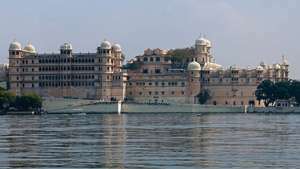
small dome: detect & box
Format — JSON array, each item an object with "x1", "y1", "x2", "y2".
[
  {"x1": 153, "y1": 48, "x2": 161, "y2": 55},
  {"x1": 204, "y1": 62, "x2": 222, "y2": 70},
  {"x1": 112, "y1": 43, "x2": 122, "y2": 52},
  {"x1": 9, "y1": 41, "x2": 22, "y2": 51},
  {"x1": 206, "y1": 39, "x2": 212, "y2": 47},
  {"x1": 195, "y1": 37, "x2": 207, "y2": 46},
  {"x1": 195, "y1": 37, "x2": 211, "y2": 47},
  {"x1": 161, "y1": 49, "x2": 168, "y2": 55},
  {"x1": 60, "y1": 43, "x2": 72, "y2": 50},
  {"x1": 256, "y1": 65, "x2": 264, "y2": 71},
  {"x1": 275, "y1": 64, "x2": 281, "y2": 69},
  {"x1": 144, "y1": 48, "x2": 153, "y2": 56},
  {"x1": 187, "y1": 61, "x2": 201, "y2": 71},
  {"x1": 101, "y1": 40, "x2": 112, "y2": 49},
  {"x1": 23, "y1": 43, "x2": 36, "y2": 53},
  {"x1": 230, "y1": 65, "x2": 240, "y2": 71}
]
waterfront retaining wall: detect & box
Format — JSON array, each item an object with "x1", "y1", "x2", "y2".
[{"x1": 122, "y1": 103, "x2": 244, "y2": 113}]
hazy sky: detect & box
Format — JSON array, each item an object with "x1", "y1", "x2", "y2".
[{"x1": 1, "y1": 0, "x2": 299, "y2": 79}]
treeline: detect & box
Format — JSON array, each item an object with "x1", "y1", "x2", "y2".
[
  {"x1": 166, "y1": 47, "x2": 195, "y2": 62},
  {"x1": 255, "y1": 80, "x2": 300, "y2": 107},
  {"x1": 0, "y1": 87, "x2": 42, "y2": 112}
]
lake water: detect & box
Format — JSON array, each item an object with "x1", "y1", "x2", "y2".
[{"x1": 0, "y1": 113, "x2": 300, "y2": 169}]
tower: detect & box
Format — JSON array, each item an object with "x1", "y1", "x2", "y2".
[
  {"x1": 195, "y1": 37, "x2": 212, "y2": 67},
  {"x1": 187, "y1": 60, "x2": 201, "y2": 103},
  {"x1": 8, "y1": 40, "x2": 23, "y2": 95},
  {"x1": 97, "y1": 40, "x2": 113, "y2": 100},
  {"x1": 60, "y1": 43, "x2": 72, "y2": 56},
  {"x1": 281, "y1": 55, "x2": 289, "y2": 80},
  {"x1": 112, "y1": 43, "x2": 123, "y2": 73}
]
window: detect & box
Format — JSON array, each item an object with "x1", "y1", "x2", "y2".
[
  {"x1": 149, "y1": 91, "x2": 152, "y2": 95},
  {"x1": 155, "y1": 69, "x2": 161, "y2": 74},
  {"x1": 143, "y1": 69, "x2": 148, "y2": 74},
  {"x1": 171, "y1": 91, "x2": 175, "y2": 95},
  {"x1": 143, "y1": 57, "x2": 148, "y2": 62},
  {"x1": 156, "y1": 57, "x2": 160, "y2": 62},
  {"x1": 161, "y1": 91, "x2": 165, "y2": 95},
  {"x1": 150, "y1": 57, "x2": 154, "y2": 62}
]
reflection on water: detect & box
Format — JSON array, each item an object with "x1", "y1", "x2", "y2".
[{"x1": 0, "y1": 113, "x2": 300, "y2": 168}]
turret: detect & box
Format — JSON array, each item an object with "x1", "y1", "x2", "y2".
[
  {"x1": 60, "y1": 43, "x2": 72, "y2": 55},
  {"x1": 112, "y1": 43, "x2": 123, "y2": 72},
  {"x1": 195, "y1": 37, "x2": 212, "y2": 66},
  {"x1": 187, "y1": 60, "x2": 201, "y2": 78},
  {"x1": 281, "y1": 55, "x2": 289, "y2": 80},
  {"x1": 23, "y1": 43, "x2": 37, "y2": 55},
  {"x1": 9, "y1": 40, "x2": 22, "y2": 58},
  {"x1": 97, "y1": 40, "x2": 112, "y2": 55},
  {"x1": 187, "y1": 60, "x2": 201, "y2": 103}
]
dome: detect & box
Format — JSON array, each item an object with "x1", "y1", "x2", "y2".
[
  {"x1": 144, "y1": 48, "x2": 153, "y2": 56},
  {"x1": 23, "y1": 43, "x2": 36, "y2": 53},
  {"x1": 275, "y1": 64, "x2": 281, "y2": 69},
  {"x1": 195, "y1": 37, "x2": 211, "y2": 47},
  {"x1": 195, "y1": 37, "x2": 207, "y2": 46},
  {"x1": 9, "y1": 41, "x2": 22, "y2": 51},
  {"x1": 203, "y1": 62, "x2": 222, "y2": 70},
  {"x1": 160, "y1": 49, "x2": 168, "y2": 55},
  {"x1": 187, "y1": 61, "x2": 201, "y2": 71},
  {"x1": 256, "y1": 65, "x2": 264, "y2": 71},
  {"x1": 60, "y1": 43, "x2": 72, "y2": 50},
  {"x1": 101, "y1": 40, "x2": 112, "y2": 49},
  {"x1": 153, "y1": 48, "x2": 161, "y2": 55},
  {"x1": 112, "y1": 43, "x2": 122, "y2": 52},
  {"x1": 206, "y1": 39, "x2": 212, "y2": 47},
  {"x1": 230, "y1": 65, "x2": 240, "y2": 71}
]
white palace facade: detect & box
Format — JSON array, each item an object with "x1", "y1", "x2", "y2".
[{"x1": 7, "y1": 37, "x2": 289, "y2": 106}]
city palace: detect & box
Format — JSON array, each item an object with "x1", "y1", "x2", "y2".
[{"x1": 5, "y1": 37, "x2": 289, "y2": 106}]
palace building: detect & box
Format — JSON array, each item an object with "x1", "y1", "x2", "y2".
[
  {"x1": 8, "y1": 40, "x2": 127, "y2": 101},
  {"x1": 7, "y1": 37, "x2": 289, "y2": 106},
  {"x1": 125, "y1": 37, "x2": 289, "y2": 106}
]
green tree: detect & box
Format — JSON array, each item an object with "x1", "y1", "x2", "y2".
[
  {"x1": 255, "y1": 80, "x2": 275, "y2": 107},
  {"x1": 291, "y1": 80, "x2": 300, "y2": 105},
  {"x1": 14, "y1": 93, "x2": 42, "y2": 111},
  {"x1": 123, "y1": 62, "x2": 141, "y2": 70},
  {"x1": 273, "y1": 80, "x2": 292, "y2": 100},
  {"x1": 197, "y1": 89, "x2": 211, "y2": 104},
  {"x1": 166, "y1": 47, "x2": 194, "y2": 63},
  {"x1": 0, "y1": 90, "x2": 15, "y2": 111}
]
